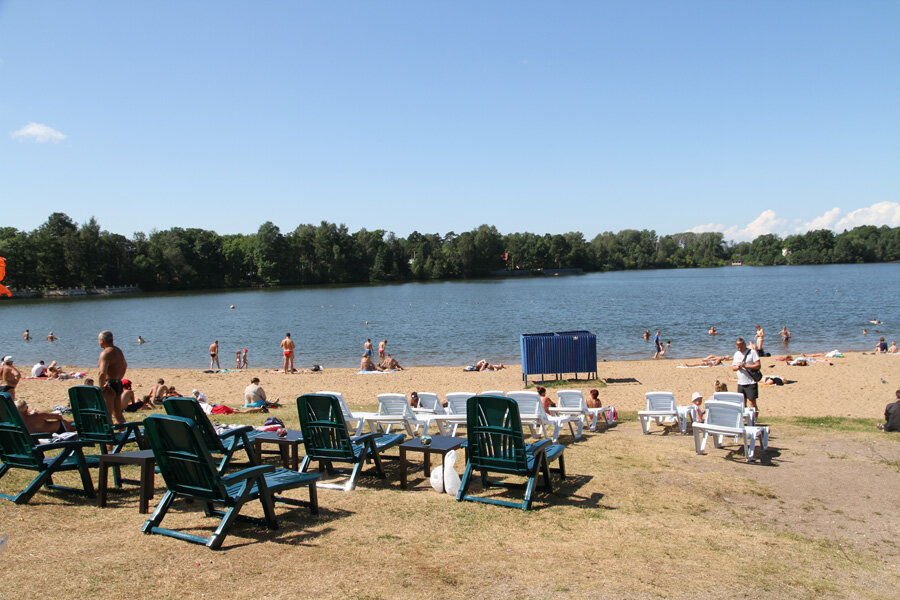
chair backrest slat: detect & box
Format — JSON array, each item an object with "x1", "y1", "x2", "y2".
[
  {"x1": 377, "y1": 394, "x2": 412, "y2": 418},
  {"x1": 415, "y1": 393, "x2": 444, "y2": 414},
  {"x1": 466, "y1": 395, "x2": 528, "y2": 473},
  {"x1": 557, "y1": 390, "x2": 586, "y2": 411},
  {"x1": 68, "y1": 385, "x2": 117, "y2": 444},
  {"x1": 297, "y1": 394, "x2": 357, "y2": 461},
  {"x1": 163, "y1": 397, "x2": 225, "y2": 454},
  {"x1": 506, "y1": 391, "x2": 541, "y2": 417},
  {"x1": 446, "y1": 393, "x2": 474, "y2": 415},
  {"x1": 711, "y1": 392, "x2": 746, "y2": 408},
  {"x1": 0, "y1": 393, "x2": 44, "y2": 470},
  {"x1": 143, "y1": 415, "x2": 226, "y2": 500},
  {"x1": 704, "y1": 401, "x2": 744, "y2": 429},
  {"x1": 645, "y1": 391, "x2": 676, "y2": 412}
]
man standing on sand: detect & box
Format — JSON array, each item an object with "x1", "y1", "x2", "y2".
[
  {"x1": 209, "y1": 341, "x2": 220, "y2": 369},
  {"x1": 280, "y1": 333, "x2": 295, "y2": 373},
  {"x1": 1, "y1": 356, "x2": 22, "y2": 400},
  {"x1": 732, "y1": 337, "x2": 761, "y2": 415},
  {"x1": 97, "y1": 330, "x2": 128, "y2": 424}
]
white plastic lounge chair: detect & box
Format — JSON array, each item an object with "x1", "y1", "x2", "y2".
[
  {"x1": 368, "y1": 394, "x2": 444, "y2": 436},
  {"x1": 553, "y1": 390, "x2": 616, "y2": 431},
  {"x1": 692, "y1": 401, "x2": 769, "y2": 462},
  {"x1": 411, "y1": 392, "x2": 451, "y2": 435},
  {"x1": 710, "y1": 392, "x2": 757, "y2": 426},
  {"x1": 436, "y1": 392, "x2": 476, "y2": 436},
  {"x1": 638, "y1": 391, "x2": 688, "y2": 434},
  {"x1": 412, "y1": 392, "x2": 443, "y2": 415},
  {"x1": 316, "y1": 391, "x2": 376, "y2": 436},
  {"x1": 480, "y1": 390, "x2": 504, "y2": 397},
  {"x1": 506, "y1": 391, "x2": 582, "y2": 443}
]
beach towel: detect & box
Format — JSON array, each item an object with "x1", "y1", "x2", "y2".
[
  {"x1": 357, "y1": 369, "x2": 398, "y2": 374},
  {"x1": 676, "y1": 365, "x2": 711, "y2": 369}
]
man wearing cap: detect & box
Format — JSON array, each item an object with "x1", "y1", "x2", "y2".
[
  {"x1": 97, "y1": 330, "x2": 128, "y2": 424},
  {"x1": 0, "y1": 356, "x2": 22, "y2": 400}
]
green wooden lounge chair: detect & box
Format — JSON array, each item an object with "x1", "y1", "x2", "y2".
[
  {"x1": 68, "y1": 385, "x2": 144, "y2": 487},
  {"x1": 0, "y1": 392, "x2": 95, "y2": 504},
  {"x1": 141, "y1": 414, "x2": 320, "y2": 550},
  {"x1": 456, "y1": 395, "x2": 566, "y2": 510},
  {"x1": 297, "y1": 393, "x2": 406, "y2": 492},
  {"x1": 163, "y1": 397, "x2": 260, "y2": 472}
]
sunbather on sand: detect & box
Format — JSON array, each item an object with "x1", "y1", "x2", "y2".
[
  {"x1": 379, "y1": 354, "x2": 403, "y2": 371},
  {"x1": 15, "y1": 398, "x2": 73, "y2": 434},
  {"x1": 586, "y1": 389, "x2": 603, "y2": 409},
  {"x1": 680, "y1": 355, "x2": 729, "y2": 367},
  {"x1": 475, "y1": 359, "x2": 504, "y2": 371},
  {"x1": 243, "y1": 377, "x2": 281, "y2": 410},
  {"x1": 360, "y1": 354, "x2": 377, "y2": 372}
]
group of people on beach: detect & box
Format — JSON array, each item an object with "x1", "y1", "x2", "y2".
[{"x1": 360, "y1": 338, "x2": 404, "y2": 371}]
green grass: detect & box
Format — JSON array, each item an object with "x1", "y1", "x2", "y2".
[{"x1": 772, "y1": 416, "x2": 881, "y2": 432}]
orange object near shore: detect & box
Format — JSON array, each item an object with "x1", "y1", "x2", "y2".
[{"x1": 0, "y1": 257, "x2": 11, "y2": 297}]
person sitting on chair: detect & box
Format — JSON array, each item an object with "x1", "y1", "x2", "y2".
[{"x1": 14, "y1": 398, "x2": 73, "y2": 434}]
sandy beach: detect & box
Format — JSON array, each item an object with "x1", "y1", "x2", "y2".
[
  {"x1": 16, "y1": 350, "x2": 900, "y2": 419},
  {"x1": 4, "y1": 350, "x2": 900, "y2": 600}
]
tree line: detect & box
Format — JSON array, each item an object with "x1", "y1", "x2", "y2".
[{"x1": 0, "y1": 212, "x2": 897, "y2": 292}]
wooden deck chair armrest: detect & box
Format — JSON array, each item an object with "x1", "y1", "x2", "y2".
[
  {"x1": 219, "y1": 425, "x2": 255, "y2": 439},
  {"x1": 30, "y1": 432, "x2": 50, "y2": 442},
  {"x1": 34, "y1": 439, "x2": 91, "y2": 452},
  {"x1": 221, "y1": 464, "x2": 275, "y2": 485}
]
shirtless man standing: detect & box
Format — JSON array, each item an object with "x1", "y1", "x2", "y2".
[
  {"x1": 378, "y1": 339, "x2": 387, "y2": 360},
  {"x1": 209, "y1": 340, "x2": 220, "y2": 369},
  {"x1": 0, "y1": 356, "x2": 22, "y2": 400},
  {"x1": 23, "y1": 329, "x2": 31, "y2": 341},
  {"x1": 280, "y1": 333, "x2": 295, "y2": 373},
  {"x1": 98, "y1": 330, "x2": 128, "y2": 424}
]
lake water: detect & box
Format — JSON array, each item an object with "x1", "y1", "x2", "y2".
[{"x1": 1, "y1": 264, "x2": 897, "y2": 369}]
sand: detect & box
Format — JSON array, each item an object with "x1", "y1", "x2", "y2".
[
  {"x1": 4, "y1": 351, "x2": 900, "y2": 599},
  {"x1": 16, "y1": 350, "x2": 899, "y2": 418}
]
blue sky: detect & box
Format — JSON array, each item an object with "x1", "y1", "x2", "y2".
[{"x1": 1, "y1": 1, "x2": 898, "y2": 242}]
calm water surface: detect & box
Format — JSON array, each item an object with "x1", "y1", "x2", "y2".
[{"x1": 1, "y1": 264, "x2": 897, "y2": 369}]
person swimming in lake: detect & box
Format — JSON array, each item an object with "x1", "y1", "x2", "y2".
[{"x1": 708, "y1": 326, "x2": 717, "y2": 335}]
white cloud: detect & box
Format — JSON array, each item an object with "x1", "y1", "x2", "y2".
[
  {"x1": 834, "y1": 201, "x2": 900, "y2": 230},
  {"x1": 798, "y1": 207, "x2": 842, "y2": 232},
  {"x1": 10, "y1": 122, "x2": 66, "y2": 143},
  {"x1": 690, "y1": 202, "x2": 900, "y2": 242}
]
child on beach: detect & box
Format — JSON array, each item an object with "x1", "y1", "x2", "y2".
[{"x1": 688, "y1": 392, "x2": 704, "y2": 424}]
